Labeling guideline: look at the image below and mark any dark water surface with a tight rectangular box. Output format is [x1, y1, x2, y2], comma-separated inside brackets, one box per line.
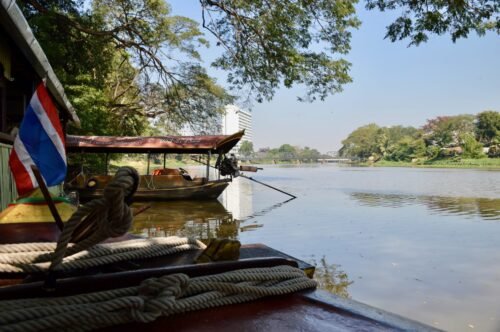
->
[132, 165, 500, 332]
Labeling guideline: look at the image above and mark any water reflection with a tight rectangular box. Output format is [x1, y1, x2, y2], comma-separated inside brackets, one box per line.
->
[220, 177, 253, 220]
[309, 257, 353, 298]
[131, 201, 240, 240]
[350, 192, 500, 220]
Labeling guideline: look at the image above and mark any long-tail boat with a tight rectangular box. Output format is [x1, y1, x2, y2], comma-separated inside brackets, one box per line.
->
[64, 131, 245, 202]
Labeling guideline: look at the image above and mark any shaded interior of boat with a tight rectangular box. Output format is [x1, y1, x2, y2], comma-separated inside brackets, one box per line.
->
[66, 170, 231, 202]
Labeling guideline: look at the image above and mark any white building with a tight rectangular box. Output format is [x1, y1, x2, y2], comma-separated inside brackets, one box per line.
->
[221, 105, 252, 155]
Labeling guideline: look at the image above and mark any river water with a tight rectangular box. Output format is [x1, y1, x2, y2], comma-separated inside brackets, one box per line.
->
[132, 165, 500, 331]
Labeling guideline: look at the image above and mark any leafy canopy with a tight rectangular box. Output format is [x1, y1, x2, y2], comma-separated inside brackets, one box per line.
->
[365, 0, 499, 45]
[18, 0, 499, 136]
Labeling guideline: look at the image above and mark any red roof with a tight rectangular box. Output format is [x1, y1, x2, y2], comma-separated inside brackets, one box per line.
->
[66, 131, 245, 154]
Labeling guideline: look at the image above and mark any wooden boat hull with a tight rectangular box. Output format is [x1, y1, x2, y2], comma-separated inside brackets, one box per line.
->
[0, 254, 439, 332]
[72, 180, 230, 202]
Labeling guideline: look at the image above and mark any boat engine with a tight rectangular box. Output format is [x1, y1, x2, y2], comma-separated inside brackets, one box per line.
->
[216, 154, 241, 177]
[216, 154, 263, 177]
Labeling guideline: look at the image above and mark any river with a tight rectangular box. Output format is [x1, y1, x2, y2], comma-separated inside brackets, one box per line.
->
[131, 165, 500, 331]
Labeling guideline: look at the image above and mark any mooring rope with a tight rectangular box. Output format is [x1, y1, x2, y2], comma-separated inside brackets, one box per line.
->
[48, 166, 139, 272]
[0, 265, 317, 332]
[0, 237, 206, 273]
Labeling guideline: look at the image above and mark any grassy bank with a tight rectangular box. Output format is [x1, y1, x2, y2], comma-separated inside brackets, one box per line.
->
[371, 158, 500, 169]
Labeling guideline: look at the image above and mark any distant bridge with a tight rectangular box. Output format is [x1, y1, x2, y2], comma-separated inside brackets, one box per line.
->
[318, 158, 351, 163]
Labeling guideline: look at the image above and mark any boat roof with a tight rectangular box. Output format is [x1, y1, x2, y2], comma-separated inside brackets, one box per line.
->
[66, 130, 245, 154]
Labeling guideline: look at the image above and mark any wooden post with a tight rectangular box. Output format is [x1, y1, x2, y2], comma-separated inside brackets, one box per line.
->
[206, 151, 211, 181]
[30, 165, 64, 231]
[147, 152, 151, 175]
[104, 153, 109, 175]
[163, 153, 166, 169]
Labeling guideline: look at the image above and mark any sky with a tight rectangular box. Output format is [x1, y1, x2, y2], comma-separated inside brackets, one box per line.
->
[169, 1, 500, 153]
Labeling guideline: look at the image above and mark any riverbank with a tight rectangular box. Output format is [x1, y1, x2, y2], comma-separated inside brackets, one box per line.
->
[367, 158, 500, 169]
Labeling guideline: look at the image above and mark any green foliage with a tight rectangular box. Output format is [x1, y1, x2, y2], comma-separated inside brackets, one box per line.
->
[299, 147, 321, 161]
[339, 124, 381, 160]
[253, 145, 321, 162]
[341, 112, 499, 163]
[476, 111, 500, 145]
[365, 0, 500, 46]
[201, 0, 361, 102]
[385, 137, 426, 162]
[422, 115, 475, 147]
[461, 134, 485, 159]
[488, 145, 500, 158]
[425, 145, 441, 159]
[238, 141, 254, 158]
[21, 0, 499, 140]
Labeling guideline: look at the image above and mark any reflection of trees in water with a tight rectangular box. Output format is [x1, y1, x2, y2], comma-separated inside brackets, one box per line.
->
[351, 192, 500, 220]
[309, 257, 352, 298]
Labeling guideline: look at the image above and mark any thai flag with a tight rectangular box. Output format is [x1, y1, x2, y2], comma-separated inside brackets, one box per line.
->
[9, 83, 67, 195]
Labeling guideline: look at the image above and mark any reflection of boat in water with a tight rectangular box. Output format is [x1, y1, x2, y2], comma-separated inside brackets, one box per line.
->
[131, 200, 239, 240]
[65, 131, 244, 202]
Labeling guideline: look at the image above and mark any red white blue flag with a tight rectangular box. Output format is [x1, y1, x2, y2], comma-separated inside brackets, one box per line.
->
[9, 83, 67, 195]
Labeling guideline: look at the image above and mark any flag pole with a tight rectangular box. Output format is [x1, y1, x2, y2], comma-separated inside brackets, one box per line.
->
[30, 165, 64, 231]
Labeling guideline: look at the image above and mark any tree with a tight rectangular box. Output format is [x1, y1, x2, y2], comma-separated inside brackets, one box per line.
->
[339, 124, 381, 160]
[239, 141, 254, 158]
[366, 0, 500, 46]
[299, 147, 321, 161]
[422, 115, 475, 147]
[20, 0, 498, 138]
[278, 144, 298, 160]
[385, 137, 426, 161]
[21, 0, 228, 135]
[199, 0, 360, 102]
[460, 133, 485, 159]
[476, 111, 500, 146]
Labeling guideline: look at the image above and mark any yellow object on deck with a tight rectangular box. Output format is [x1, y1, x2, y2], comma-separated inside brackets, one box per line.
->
[0, 189, 76, 224]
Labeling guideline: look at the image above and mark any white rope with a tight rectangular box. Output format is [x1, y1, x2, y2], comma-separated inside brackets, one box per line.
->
[0, 265, 317, 332]
[0, 237, 206, 273]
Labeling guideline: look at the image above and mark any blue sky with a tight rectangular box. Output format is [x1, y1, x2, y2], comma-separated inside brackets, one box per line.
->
[170, 1, 499, 152]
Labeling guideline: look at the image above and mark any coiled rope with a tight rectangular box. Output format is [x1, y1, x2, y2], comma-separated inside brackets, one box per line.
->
[0, 237, 206, 273]
[0, 265, 317, 332]
[0, 167, 205, 273]
[49, 166, 139, 271]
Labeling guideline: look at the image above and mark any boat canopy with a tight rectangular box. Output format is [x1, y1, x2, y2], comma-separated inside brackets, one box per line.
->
[66, 130, 245, 154]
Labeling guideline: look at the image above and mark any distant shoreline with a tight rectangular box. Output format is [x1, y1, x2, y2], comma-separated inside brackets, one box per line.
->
[244, 158, 500, 170]
[354, 158, 500, 170]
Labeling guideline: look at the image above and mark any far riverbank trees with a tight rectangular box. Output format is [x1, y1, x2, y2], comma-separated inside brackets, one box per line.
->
[339, 111, 500, 162]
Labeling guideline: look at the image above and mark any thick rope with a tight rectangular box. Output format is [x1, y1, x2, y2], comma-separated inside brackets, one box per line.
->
[0, 265, 317, 332]
[0, 237, 206, 273]
[49, 167, 139, 272]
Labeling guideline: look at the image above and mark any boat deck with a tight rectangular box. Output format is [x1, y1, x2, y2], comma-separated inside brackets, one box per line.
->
[104, 290, 399, 332]
[0, 235, 439, 331]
